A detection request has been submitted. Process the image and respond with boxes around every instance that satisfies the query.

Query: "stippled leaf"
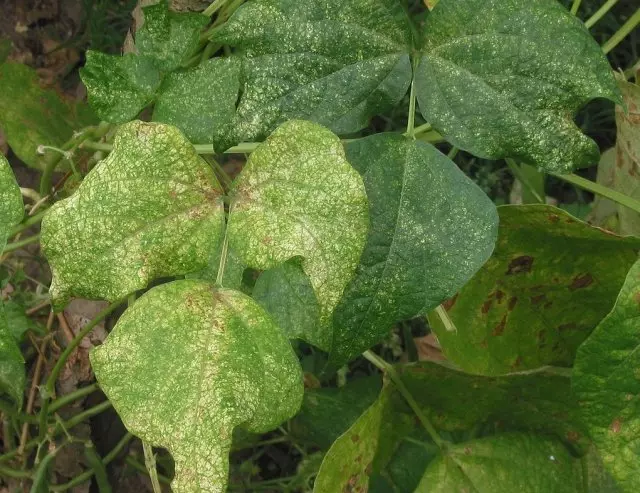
[41,121,225,309]
[0,62,97,169]
[228,120,368,350]
[315,361,587,491]
[0,154,25,407]
[415,433,582,493]
[430,205,640,375]
[153,58,240,144]
[416,0,620,173]
[573,258,640,491]
[331,134,498,366]
[81,52,161,123]
[91,280,303,493]
[253,258,322,346]
[211,0,413,150]
[135,0,208,73]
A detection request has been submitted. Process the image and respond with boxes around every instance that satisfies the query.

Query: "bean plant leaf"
[572,258,640,491]
[153,57,240,144]
[228,120,368,349]
[331,134,498,366]
[0,62,97,169]
[135,0,208,73]
[315,361,587,491]
[0,155,25,407]
[430,205,640,375]
[416,0,620,173]
[415,433,582,493]
[41,121,225,309]
[81,52,161,123]
[253,258,322,346]
[211,0,413,150]
[91,280,303,493]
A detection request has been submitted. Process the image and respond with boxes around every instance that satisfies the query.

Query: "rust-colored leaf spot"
[548,214,560,223]
[261,236,273,245]
[463,446,472,455]
[634,292,640,306]
[566,431,580,443]
[544,301,553,309]
[442,293,458,311]
[531,294,546,305]
[570,273,593,291]
[508,296,517,311]
[492,315,507,336]
[365,462,373,475]
[558,322,577,332]
[610,418,622,434]
[506,255,534,275]
[351,434,360,443]
[481,298,493,314]
[495,290,505,302]
[479,339,488,349]
[510,356,523,369]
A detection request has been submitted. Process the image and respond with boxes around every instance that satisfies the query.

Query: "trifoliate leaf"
[0,154,23,248]
[253,258,322,346]
[228,120,368,349]
[135,0,208,73]
[41,121,225,309]
[331,134,498,366]
[153,57,240,144]
[430,205,640,375]
[416,0,620,173]
[91,280,303,493]
[211,0,413,150]
[573,258,640,491]
[415,433,582,493]
[81,52,161,123]
[0,62,97,169]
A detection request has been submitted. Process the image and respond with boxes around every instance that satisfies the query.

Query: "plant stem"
[0,463,31,478]
[203,0,229,16]
[550,172,640,214]
[362,350,446,448]
[406,65,417,137]
[570,0,582,15]
[410,123,432,137]
[216,213,231,286]
[48,384,99,414]
[602,8,640,54]
[143,442,162,493]
[434,305,457,333]
[585,0,619,29]
[9,209,48,237]
[506,159,545,204]
[2,234,40,253]
[125,456,171,484]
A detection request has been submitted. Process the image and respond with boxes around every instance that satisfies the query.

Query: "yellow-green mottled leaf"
[0,154,23,248]
[91,280,303,493]
[416,0,620,173]
[0,62,97,169]
[41,121,225,309]
[228,120,368,348]
[573,258,640,491]
[430,205,640,375]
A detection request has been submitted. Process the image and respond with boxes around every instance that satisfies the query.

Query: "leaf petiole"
[584,0,619,29]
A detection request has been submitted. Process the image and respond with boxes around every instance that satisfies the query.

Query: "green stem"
[362,350,446,448]
[551,172,640,214]
[203,0,229,16]
[585,0,619,29]
[410,123,432,137]
[570,0,582,15]
[447,146,459,160]
[434,305,457,333]
[216,212,231,286]
[2,234,40,253]
[0,463,31,478]
[143,442,162,493]
[48,384,99,414]
[506,159,545,204]
[9,209,48,237]
[83,442,112,493]
[125,456,171,484]
[602,8,640,54]
[406,64,417,138]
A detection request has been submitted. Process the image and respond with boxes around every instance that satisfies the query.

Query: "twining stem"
[551,172,640,214]
[362,350,446,448]
[2,234,40,254]
[602,8,640,54]
[570,0,582,15]
[143,442,162,493]
[585,0,619,29]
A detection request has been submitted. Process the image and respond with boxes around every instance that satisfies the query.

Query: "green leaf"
[189,243,247,290]
[153,57,240,144]
[573,258,640,491]
[228,120,368,349]
[315,361,587,492]
[581,445,622,493]
[3,301,40,341]
[416,0,620,173]
[0,155,25,407]
[0,62,97,169]
[253,258,322,346]
[331,134,498,366]
[41,121,225,309]
[136,0,208,73]
[81,52,161,123]
[289,375,382,449]
[91,280,303,493]
[430,205,640,375]
[415,433,582,493]
[211,0,413,150]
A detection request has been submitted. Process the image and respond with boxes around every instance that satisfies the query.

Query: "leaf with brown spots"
[573,258,640,490]
[430,205,640,375]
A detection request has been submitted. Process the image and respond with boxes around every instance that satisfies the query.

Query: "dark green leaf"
[573,258,640,491]
[253,258,322,346]
[153,57,240,144]
[0,62,97,169]
[331,134,498,366]
[430,205,640,375]
[3,301,39,341]
[211,0,413,149]
[416,0,620,173]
